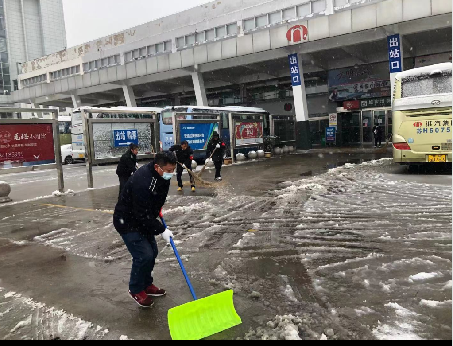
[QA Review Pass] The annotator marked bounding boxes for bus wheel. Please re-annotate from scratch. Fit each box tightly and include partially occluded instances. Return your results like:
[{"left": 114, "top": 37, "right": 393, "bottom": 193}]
[{"left": 64, "top": 156, "right": 74, "bottom": 165}]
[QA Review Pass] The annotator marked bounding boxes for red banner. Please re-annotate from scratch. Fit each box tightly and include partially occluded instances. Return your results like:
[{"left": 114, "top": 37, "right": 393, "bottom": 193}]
[
  {"left": 343, "top": 100, "right": 360, "bottom": 110},
  {"left": 235, "top": 122, "right": 264, "bottom": 146},
  {"left": 0, "top": 124, "right": 55, "bottom": 163}
]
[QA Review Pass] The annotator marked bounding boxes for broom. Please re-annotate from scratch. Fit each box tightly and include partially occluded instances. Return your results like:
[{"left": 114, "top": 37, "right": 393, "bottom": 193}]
[
  {"left": 176, "top": 160, "right": 216, "bottom": 188},
  {"left": 172, "top": 148, "right": 218, "bottom": 188}
]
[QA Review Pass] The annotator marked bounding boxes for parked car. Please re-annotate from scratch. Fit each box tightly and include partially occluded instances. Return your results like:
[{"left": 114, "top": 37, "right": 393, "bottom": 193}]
[{"left": 61, "top": 144, "right": 85, "bottom": 165}]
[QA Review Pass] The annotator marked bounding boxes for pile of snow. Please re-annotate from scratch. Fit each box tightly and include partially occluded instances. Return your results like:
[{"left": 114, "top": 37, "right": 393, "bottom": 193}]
[
  {"left": 241, "top": 314, "right": 340, "bottom": 341},
  {"left": 52, "top": 189, "right": 75, "bottom": 197},
  {"left": 1, "top": 289, "right": 124, "bottom": 340}
]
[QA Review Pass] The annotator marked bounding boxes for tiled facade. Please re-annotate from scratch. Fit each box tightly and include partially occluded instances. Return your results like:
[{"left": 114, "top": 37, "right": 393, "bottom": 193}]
[{"left": 3, "top": 0, "right": 66, "bottom": 93}]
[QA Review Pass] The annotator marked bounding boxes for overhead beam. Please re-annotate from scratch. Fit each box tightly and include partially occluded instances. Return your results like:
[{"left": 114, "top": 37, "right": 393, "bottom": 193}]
[
  {"left": 302, "top": 53, "right": 329, "bottom": 70},
  {"left": 340, "top": 46, "right": 367, "bottom": 63}
]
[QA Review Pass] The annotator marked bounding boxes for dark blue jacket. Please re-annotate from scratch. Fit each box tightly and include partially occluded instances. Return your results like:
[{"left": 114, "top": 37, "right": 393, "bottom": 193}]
[{"left": 113, "top": 162, "right": 169, "bottom": 236}]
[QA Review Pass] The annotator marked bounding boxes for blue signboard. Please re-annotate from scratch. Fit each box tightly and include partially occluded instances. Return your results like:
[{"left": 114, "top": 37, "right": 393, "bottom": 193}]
[
  {"left": 288, "top": 53, "right": 302, "bottom": 87},
  {"left": 326, "top": 127, "right": 336, "bottom": 143},
  {"left": 387, "top": 34, "right": 403, "bottom": 74},
  {"left": 180, "top": 123, "right": 219, "bottom": 150},
  {"left": 113, "top": 129, "right": 139, "bottom": 147}
]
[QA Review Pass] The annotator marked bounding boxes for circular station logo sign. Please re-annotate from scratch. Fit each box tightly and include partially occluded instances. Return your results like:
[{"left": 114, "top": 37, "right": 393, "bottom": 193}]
[{"left": 286, "top": 25, "right": 308, "bottom": 43}]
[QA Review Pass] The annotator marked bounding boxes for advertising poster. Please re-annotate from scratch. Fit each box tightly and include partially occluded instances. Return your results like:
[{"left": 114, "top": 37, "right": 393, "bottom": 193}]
[
  {"left": 329, "top": 63, "right": 391, "bottom": 102},
  {"left": 0, "top": 124, "right": 55, "bottom": 167},
  {"left": 235, "top": 122, "right": 264, "bottom": 147},
  {"left": 180, "top": 123, "right": 219, "bottom": 150}
]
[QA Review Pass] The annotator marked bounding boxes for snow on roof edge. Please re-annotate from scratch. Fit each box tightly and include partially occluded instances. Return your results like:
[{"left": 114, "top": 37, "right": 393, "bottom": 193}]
[{"left": 396, "top": 63, "right": 452, "bottom": 80}]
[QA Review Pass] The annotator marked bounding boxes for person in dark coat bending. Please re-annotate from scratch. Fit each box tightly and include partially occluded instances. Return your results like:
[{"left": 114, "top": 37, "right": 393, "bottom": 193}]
[
  {"left": 170, "top": 140, "right": 196, "bottom": 192},
  {"left": 206, "top": 132, "right": 226, "bottom": 181},
  {"left": 113, "top": 152, "right": 176, "bottom": 308},
  {"left": 116, "top": 143, "right": 139, "bottom": 197}
]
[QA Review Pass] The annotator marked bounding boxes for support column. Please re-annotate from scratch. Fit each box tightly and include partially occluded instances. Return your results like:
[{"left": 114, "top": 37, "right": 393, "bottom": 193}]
[
  {"left": 71, "top": 95, "right": 82, "bottom": 109},
  {"left": 174, "top": 95, "right": 181, "bottom": 106},
  {"left": 191, "top": 68, "right": 208, "bottom": 107},
  {"left": 122, "top": 85, "right": 137, "bottom": 108},
  {"left": 289, "top": 53, "right": 311, "bottom": 150},
  {"left": 240, "top": 84, "right": 247, "bottom": 103}
]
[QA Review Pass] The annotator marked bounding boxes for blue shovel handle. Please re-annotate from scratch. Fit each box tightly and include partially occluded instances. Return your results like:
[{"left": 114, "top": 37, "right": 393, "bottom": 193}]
[{"left": 160, "top": 216, "right": 198, "bottom": 301}]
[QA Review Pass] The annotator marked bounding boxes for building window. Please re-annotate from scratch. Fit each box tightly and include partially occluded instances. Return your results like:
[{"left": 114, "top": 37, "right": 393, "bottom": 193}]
[
  {"left": 244, "top": 18, "right": 255, "bottom": 31},
  {"left": 216, "top": 26, "right": 226, "bottom": 38},
  {"left": 195, "top": 32, "right": 205, "bottom": 43},
  {"left": 313, "top": 0, "right": 327, "bottom": 12},
  {"left": 139, "top": 47, "right": 147, "bottom": 58},
  {"left": 186, "top": 34, "right": 196, "bottom": 46},
  {"left": 164, "top": 41, "right": 171, "bottom": 52},
  {"left": 256, "top": 15, "right": 268, "bottom": 28},
  {"left": 146, "top": 45, "right": 155, "bottom": 55},
  {"left": 156, "top": 42, "right": 165, "bottom": 53},
  {"left": 269, "top": 12, "right": 282, "bottom": 25},
  {"left": 297, "top": 3, "right": 311, "bottom": 17},
  {"left": 205, "top": 29, "right": 215, "bottom": 41},
  {"left": 283, "top": 7, "right": 295, "bottom": 21},
  {"left": 108, "top": 55, "right": 116, "bottom": 65},
  {"left": 334, "top": 0, "right": 348, "bottom": 7},
  {"left": 176, "top": 37, "right": 185, "bottom": 48},
  {"left": 227, "top": 23, "right": 237, "bottom": 36}
]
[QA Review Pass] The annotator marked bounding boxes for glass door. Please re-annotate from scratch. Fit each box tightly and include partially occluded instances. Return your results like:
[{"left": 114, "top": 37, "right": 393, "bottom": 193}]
[
  {"left": 362, "top": 111, "right": 373, "bottom": 143},
  {"left": 340, "top": 112, "right": 361, "bottom": 144}
]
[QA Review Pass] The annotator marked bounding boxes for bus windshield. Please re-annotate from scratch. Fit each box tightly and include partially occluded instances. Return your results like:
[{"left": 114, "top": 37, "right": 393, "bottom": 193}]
[{"left": 402, "top": 70, "right": 452, "bottom": 98}]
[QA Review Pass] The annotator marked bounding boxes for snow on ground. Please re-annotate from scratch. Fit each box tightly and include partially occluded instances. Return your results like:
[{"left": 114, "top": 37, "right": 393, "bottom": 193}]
[
  {"left": 230, "top": 158, "right": 451, "bottom": 340},
  {"left": 1, "top": 158, "right": 450, "bottom": 340},
  {"left": 0, "top": 287, "right": 125, "bottom": 340}
]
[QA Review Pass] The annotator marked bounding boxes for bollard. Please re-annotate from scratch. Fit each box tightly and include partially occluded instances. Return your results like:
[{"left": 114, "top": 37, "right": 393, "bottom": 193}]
[
  {"left": 248, "top": 151, "right": 257, "bottom": 160},
  {"left": 0, "top": 181, "right": 12, "bottom": 203},
  {"left": 236, "top": 153, "right": 246, "bottom": 161}
]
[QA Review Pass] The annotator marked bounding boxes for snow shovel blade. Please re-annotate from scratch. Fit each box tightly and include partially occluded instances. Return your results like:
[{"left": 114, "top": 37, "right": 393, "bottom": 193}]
[{"left": 168, "top": 290, "right": 242, "bottom": 340}]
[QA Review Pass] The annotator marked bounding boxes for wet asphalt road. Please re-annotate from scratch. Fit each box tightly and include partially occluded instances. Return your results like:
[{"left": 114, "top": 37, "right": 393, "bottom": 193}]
[{"left": 0, "top": 151, "right": 451, "bottom": 340}]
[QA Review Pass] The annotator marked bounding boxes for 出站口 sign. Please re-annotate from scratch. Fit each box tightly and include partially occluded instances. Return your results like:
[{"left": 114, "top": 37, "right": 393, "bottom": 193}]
[{"left": 0, "top": 124, "right": 55, "bottom": 164}]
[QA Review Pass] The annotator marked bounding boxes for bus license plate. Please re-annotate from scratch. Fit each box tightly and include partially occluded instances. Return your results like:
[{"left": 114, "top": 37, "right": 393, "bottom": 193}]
[
  {"left": 428, "top": 155, "right": 447, "bottom": 163},
  {"left": 78, "top": 154, "right": 84, "bottom": 158}
]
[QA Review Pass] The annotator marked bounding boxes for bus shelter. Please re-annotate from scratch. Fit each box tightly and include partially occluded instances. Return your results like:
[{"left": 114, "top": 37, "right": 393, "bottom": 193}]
[
  {"left": 0, "top": 108, "right": 64, "bottom": 193},
  {"left": 228, "top": 112, "right": 265, "bottom": 162},
  {"left": 78, "top": 107, "right": 161, "bottom": 188},
  {"left": 172, "top": 111, "right": 222, "bottom": 159}
]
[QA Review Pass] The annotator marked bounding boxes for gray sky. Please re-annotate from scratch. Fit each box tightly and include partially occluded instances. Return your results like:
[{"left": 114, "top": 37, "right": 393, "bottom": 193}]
[{"left": 62, "top": 0, "right": 212, "bottom": 47}]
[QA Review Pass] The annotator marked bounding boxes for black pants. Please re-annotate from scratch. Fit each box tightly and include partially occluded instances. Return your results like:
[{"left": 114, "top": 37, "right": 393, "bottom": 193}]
[
  {"left": 375, "top": 137, "right": 382, "bottom": 147},
  {"left": 214, "top": 160, "right": 222, "bottom": 179},
  {"left": 177, "top": 164, "right": 195, "bottom": 188},
  {"left": 119, "top": 176, "right": 130, "bottom": 198},
  {"left": 121, "top": 232, "right": 158, "bottom": 295}
]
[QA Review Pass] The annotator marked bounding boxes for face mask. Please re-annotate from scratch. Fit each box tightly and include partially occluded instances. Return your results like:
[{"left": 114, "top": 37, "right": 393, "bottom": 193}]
[{"left": 162, "top": 173, "right": 173, "bottom": 181}]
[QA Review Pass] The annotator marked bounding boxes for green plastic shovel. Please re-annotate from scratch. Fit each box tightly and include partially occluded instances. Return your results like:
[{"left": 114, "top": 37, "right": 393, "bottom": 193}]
[{"left": 161, "top": 216, "right": 242, "bottom": 340}]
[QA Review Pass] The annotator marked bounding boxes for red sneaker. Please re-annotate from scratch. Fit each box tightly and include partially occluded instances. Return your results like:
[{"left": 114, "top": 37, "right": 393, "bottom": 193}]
[
  {"left": 129, "top": 290, "right": 154, "bottom": 308},
  {"left": 145, "top": 284, "right": 166, "bottom": 297}
]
